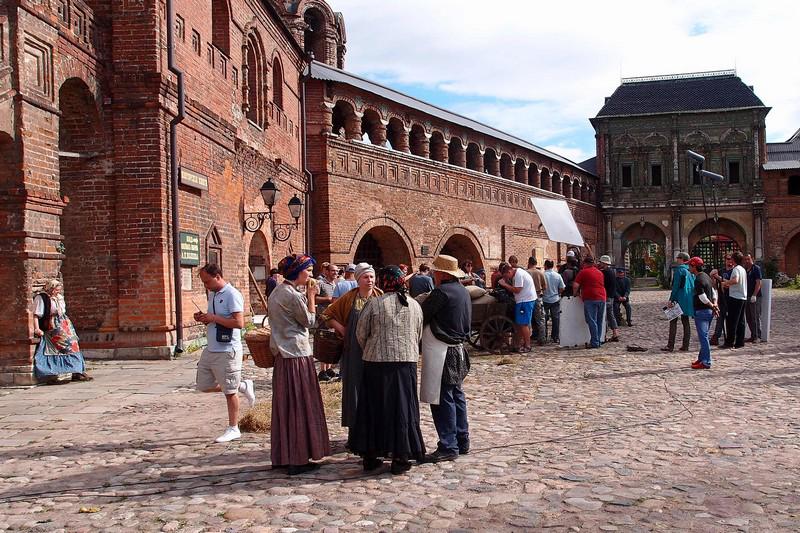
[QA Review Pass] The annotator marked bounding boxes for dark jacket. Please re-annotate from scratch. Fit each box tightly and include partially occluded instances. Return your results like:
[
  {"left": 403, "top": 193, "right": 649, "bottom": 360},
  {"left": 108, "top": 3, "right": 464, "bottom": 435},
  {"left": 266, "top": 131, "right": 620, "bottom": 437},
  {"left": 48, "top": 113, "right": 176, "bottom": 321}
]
[
  {"left": 615, "top": 276, "right": 631, "bottom": 300},
  {"left": 693, "top": 272, "right": 716, "bottom": 310},
  {"left": 421, "top": 279, "right": 472, "bottom": 345},
  {"left": 602, "top": 268, "right": 617, "bottom": 300}
]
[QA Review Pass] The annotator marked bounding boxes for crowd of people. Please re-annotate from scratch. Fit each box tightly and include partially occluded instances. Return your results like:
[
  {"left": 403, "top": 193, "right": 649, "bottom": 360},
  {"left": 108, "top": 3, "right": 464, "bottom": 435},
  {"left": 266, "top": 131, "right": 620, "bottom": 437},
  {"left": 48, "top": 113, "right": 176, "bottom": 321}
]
[{"left": 166, "top": 246, "right": 763, "bottom": 474}]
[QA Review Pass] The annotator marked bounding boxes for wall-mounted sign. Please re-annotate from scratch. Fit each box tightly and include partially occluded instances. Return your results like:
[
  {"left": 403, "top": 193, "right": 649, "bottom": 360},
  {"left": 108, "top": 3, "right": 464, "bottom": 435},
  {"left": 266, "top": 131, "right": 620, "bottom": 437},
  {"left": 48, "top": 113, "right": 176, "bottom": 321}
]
[
  {"left": 180, "top": 167, "right": 209, "bottom": 191},
  {"left": 180, "top": 232, "right": 201, "bottom": 266}
]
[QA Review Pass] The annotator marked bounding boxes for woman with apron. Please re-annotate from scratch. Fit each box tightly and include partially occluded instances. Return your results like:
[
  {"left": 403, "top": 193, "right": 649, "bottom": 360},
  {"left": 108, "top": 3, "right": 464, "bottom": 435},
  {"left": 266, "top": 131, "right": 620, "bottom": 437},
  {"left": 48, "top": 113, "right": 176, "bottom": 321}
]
[{"left": 320, "top": 263, "right": 381, "bottom": 446}]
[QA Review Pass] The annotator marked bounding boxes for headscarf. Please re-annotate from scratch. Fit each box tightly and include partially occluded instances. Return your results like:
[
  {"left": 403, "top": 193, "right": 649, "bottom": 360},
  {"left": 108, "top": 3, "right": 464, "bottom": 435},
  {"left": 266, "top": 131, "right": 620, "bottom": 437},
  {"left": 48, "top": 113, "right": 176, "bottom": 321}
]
[
  {"left": 278, "top": 254, "right": 315, "bottom": 281},
  {"left": 378, "top": 265, "right": 408, "bottom": 307},
  {"left": 354, "top": 262, "right": 375, "bottom": 281}
]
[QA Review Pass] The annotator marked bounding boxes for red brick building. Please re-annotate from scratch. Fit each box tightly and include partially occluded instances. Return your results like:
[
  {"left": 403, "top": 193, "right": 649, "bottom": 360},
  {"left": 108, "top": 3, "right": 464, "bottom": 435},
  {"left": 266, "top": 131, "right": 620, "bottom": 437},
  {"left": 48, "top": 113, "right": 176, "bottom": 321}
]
[
  {"left": 0, "top": 0, "right": 601, "bottom": 385},
  {"left": 763, "top": 128, "right": 800, "bottom": 275}
]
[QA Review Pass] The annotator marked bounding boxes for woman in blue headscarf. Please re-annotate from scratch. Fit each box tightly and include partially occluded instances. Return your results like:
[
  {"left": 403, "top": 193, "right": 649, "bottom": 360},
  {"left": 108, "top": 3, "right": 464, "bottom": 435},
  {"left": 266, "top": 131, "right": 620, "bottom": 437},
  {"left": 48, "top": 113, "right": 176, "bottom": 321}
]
[{"left": 268, "top": 254, "right": 330, "bottom": 475}]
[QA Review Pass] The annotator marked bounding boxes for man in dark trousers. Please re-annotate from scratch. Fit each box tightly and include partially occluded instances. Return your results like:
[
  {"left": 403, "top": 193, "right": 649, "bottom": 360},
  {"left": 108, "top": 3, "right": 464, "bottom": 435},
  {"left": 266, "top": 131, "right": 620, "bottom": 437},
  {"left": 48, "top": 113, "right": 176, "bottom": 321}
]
[
  {"left": 614, "top": 268, "right": 633, "bottom": 326},
  {"left": 420, "top": 254, "right": 472, "bottom": 463}
]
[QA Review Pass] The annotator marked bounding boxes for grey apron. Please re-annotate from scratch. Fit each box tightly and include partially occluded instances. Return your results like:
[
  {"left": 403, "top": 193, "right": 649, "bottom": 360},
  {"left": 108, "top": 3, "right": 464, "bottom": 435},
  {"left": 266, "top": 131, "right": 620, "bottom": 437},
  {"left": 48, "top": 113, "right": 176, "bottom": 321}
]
[{"left": 340, "top": 304, "right": 364, "bottom": 427}]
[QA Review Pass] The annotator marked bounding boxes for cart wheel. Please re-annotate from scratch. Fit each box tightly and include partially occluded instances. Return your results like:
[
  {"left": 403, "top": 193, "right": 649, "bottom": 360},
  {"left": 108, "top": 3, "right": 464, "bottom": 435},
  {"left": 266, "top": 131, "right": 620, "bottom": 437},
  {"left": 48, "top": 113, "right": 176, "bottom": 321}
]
[
  {"left": 467, "top": 329, "right": 481, "bottom": 350},
  {"left": 479, "top": 315, "right": 515, "bottom": 353}
]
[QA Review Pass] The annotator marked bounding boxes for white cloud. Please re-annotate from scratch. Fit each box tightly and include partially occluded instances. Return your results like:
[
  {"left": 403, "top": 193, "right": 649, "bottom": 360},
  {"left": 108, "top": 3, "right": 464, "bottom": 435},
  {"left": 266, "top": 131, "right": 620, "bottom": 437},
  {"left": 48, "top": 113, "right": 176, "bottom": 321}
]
[{"left": 327, "top": 0, "right": 800, "bottom": 157}]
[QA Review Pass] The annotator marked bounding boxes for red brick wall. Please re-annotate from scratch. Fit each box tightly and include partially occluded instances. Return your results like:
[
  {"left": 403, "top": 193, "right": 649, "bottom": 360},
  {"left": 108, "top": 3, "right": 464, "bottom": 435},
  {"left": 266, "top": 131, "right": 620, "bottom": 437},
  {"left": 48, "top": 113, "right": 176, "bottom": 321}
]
[{"left": 764, "top": 168, "right": 800, "bottom": 274}]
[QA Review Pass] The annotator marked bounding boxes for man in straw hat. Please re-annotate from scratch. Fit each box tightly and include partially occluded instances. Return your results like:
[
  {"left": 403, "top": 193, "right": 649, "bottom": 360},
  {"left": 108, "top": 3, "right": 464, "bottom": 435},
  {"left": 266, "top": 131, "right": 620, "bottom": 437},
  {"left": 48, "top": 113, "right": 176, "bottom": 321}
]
[{"left": 419, "top": 254, "right": 472, "bottom": 463}]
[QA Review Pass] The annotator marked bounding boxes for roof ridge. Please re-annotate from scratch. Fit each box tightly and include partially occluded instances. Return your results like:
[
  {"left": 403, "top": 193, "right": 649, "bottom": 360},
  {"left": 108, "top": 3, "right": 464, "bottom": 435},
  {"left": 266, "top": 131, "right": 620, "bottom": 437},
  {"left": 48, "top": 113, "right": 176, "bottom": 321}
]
[{"left": 621, "top": 69, "right": 736, "bottom": 84}]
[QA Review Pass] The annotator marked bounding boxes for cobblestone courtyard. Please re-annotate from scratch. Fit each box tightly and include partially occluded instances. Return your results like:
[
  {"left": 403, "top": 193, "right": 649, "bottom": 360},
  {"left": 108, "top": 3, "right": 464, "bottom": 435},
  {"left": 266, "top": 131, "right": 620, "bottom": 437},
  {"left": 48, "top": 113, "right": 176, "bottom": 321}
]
[{"left": 1, "top": 290, "right": 799, "bottom": 532}]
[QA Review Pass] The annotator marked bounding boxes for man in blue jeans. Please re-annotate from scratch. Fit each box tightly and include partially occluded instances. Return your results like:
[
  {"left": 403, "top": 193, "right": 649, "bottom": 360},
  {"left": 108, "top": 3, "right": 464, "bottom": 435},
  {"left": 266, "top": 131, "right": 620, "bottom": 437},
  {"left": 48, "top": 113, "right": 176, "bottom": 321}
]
[
  {"left": 420, "top": 255, "right": 472, "bottom": 463},
  {"left": 572, "top": 256, "right": 607, "bottom": 348},
  {"left": 688, "top": 257, "right": 718, "bottom": 369}
]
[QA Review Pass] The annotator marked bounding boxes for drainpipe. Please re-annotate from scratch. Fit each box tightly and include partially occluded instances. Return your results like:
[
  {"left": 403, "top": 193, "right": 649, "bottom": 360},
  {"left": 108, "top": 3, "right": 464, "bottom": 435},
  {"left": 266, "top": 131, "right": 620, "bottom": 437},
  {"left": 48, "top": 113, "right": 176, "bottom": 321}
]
[
  {"left": 301, "top": 62, "right": 313, "bottom": 255},
  {"left": 166, "top": 0, "right": 186, "bottom": 354}
]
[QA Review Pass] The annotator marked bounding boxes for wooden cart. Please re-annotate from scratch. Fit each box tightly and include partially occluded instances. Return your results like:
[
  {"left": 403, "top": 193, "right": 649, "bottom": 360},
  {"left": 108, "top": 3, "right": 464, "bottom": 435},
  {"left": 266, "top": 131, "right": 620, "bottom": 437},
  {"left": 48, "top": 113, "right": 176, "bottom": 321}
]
[{"left": 468, "top": 293, "right": 515, "bottom": 353}]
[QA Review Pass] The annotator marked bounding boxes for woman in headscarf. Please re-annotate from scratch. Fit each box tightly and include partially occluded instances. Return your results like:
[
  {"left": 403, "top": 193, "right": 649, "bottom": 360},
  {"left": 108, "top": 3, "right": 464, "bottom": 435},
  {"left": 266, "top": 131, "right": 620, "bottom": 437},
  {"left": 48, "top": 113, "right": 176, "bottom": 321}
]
[
  {"left": 32, "top": 279, "right": 92, "bottom": 383},
  {"left": 352, "top": 266, "right": 425, "bottom": 475},
  {"left": 268, "top": 254, "right": 330, "bottom": 475},
  {"left": 320, "top": 262, "right": 382, "bottom": 446}
]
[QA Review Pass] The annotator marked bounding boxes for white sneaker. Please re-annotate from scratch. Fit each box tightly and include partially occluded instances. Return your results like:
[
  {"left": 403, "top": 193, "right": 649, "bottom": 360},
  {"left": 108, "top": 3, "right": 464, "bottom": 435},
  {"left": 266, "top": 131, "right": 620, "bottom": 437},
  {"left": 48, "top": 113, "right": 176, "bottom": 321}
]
[
  {"left": 214, "top": 426, "right": 241, "bottom": 443},
  {"left": 241, "top": 379, "right": 256, "bottom": 406}
]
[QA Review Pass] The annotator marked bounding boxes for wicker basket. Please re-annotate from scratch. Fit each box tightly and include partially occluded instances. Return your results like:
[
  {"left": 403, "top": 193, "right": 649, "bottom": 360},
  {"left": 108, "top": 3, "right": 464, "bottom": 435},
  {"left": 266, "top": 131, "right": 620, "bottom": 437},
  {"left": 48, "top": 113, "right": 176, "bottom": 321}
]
[
  {"left": 244, "top": 327, "right": 274, "bottom": 368},
  {"left": 313, "top": 328, "right": 343, "bottom": 364}
]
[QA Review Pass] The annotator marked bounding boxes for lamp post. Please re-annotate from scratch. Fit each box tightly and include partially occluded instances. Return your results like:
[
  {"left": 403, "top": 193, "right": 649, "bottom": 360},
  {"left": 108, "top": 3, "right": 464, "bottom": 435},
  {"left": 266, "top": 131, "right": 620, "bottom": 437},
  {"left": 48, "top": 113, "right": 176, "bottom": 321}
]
[{"left": 243, "top": 178, "right": 303, "bottom": 242}]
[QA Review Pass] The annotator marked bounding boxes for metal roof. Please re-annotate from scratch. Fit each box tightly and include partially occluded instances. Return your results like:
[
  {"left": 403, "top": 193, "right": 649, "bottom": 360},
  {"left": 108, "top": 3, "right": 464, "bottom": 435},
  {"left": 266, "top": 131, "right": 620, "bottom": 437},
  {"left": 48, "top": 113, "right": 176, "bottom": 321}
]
[
  {"left": 763, "top": 160, "right": 800, "bottom": 170},
  {"left": 595, "top": 70, "right": 767, "bottom": 118},
  {"left": 307, "top": 61, "right": 592, "bottom": 175}
]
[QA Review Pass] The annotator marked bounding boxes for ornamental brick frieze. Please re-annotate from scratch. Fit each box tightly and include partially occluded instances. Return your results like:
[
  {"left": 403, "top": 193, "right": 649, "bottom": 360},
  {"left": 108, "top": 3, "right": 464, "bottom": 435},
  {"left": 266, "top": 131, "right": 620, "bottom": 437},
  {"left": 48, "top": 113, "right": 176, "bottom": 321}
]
[{"left": 327, "top": 139, "right": 578, "bottom": 212}]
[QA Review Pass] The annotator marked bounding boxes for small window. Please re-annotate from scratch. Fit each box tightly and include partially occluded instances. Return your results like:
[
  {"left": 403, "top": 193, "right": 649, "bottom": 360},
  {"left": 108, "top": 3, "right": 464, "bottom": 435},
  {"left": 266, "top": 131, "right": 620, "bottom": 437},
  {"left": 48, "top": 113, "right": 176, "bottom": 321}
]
[
  {"left": 789, "top": 175, "right": 800, "bottom": 196},
  {"left": 621, "top": 164, "right": 632, "bottom": 188},
  {"left": 206, "top": 227, "right": 223, "bottom": 269},
  {"left": 175, "top": 15, "right": 185, "bottom": 42},
  {"left": 191, "top": 30, "right": 201, "bottom": 56},
  {"left": 728, "top": 160, "right": 741, "bottom": 184},
  {"left": 650, "top": 164, "right": 662, "bottom": 187},
  {"left": 691, "top": 162, "right": 702, "bottom": 185}
]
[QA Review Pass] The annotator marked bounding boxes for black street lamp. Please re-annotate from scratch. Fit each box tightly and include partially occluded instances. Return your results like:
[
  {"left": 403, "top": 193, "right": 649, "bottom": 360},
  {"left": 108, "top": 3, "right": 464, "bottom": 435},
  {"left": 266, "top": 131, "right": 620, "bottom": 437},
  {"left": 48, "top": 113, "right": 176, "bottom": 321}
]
[{"left": 243, "top": 178, "right": 303, "bottom": 242}]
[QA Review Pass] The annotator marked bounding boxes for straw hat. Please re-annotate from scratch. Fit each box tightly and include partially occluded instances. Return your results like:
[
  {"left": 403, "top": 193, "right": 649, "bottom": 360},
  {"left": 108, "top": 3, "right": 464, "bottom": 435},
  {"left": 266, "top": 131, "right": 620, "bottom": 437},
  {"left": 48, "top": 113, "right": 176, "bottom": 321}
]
[{"left": 431, "top": 254, "right": 465, "bottom": 278}]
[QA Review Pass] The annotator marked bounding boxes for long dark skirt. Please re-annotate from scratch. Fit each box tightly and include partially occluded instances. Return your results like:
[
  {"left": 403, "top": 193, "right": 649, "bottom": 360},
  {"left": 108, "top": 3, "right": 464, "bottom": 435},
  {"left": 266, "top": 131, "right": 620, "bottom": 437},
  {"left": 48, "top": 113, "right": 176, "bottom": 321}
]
[
  {"left": 271, "top": 354, "right": 331, "bottom": 466},
  {"left": 350, "top": 361, "right": 426, "bottom": 460}
]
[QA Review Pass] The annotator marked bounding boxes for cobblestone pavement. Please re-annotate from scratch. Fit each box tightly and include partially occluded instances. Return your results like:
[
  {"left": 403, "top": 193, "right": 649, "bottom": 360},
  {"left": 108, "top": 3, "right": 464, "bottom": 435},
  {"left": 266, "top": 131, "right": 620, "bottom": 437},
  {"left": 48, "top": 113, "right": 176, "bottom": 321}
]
[{"left": 1, "top": 289, "right": 799, "bottom": 532}]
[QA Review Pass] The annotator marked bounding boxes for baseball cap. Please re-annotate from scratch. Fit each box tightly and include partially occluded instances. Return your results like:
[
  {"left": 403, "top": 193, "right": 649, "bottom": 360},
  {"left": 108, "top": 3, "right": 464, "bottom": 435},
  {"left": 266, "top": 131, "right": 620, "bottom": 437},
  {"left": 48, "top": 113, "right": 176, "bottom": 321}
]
[
  {"left": 566, "top": 250, "right": 576, "bottom": 258},
  {"left": 345, "top": 263, "right": 356, "bottom": 273},
  {"left": 688, "top": 256, "right": 704, "bottom": 268}
]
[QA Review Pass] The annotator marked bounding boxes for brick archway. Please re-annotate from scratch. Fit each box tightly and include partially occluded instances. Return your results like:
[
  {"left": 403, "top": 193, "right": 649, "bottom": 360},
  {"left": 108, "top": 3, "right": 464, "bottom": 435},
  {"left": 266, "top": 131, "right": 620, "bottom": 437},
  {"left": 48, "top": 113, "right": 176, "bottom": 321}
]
[
  {"left": 58, "top": 77, "right": 116, "bottom": 332},
  {"left": 348, "top": 217, "right": 414, "bottom": 269},
  {"left": 783, "top": 227, "right": 800, "bottom": 276},
  {"left": 621, "top": 222, "right": 667, "bottom": 278},
  {"left": 247, "top": 231, "right": 271, "bottom": 314},
  {"left": 434, "top": 227, "right": 486, "bottom": 270},
  {"left": 687, "top": 218, "right": 747, "bottom": 252}
]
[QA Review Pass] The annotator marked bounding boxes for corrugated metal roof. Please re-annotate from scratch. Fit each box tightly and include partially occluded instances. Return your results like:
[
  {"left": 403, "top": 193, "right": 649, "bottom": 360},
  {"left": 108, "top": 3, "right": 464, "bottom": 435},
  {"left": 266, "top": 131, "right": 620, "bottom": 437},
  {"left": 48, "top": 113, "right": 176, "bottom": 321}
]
[
  {"left": 763, "top": 160, "right": 800, "bottom": 170},
  {"left": 595, "top": 71, "right": 767, "bottom": 118},
  {"left": 307, "top": 61, "right": 592, "bottom": 175}
]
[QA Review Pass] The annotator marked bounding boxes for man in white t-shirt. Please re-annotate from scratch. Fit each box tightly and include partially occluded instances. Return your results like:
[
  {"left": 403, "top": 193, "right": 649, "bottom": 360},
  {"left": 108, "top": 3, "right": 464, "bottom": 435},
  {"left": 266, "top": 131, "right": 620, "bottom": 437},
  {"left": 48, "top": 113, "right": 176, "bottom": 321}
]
[
  {"left": 194, "top": 264, "right": 256, "bottom": 443},
  {"left": 717, "top": 251, "right": 747, "bottom": 349},
  {"left": 498, "top": 263, "right": 536, "bottom": 353}
]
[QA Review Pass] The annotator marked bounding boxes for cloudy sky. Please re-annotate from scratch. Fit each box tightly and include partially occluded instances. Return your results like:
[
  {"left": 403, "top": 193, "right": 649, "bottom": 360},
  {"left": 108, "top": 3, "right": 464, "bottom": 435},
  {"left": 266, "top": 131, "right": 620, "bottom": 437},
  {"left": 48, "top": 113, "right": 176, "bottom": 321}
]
[{"left": 326, "top": 0, "right": 800, "bottom": 164}]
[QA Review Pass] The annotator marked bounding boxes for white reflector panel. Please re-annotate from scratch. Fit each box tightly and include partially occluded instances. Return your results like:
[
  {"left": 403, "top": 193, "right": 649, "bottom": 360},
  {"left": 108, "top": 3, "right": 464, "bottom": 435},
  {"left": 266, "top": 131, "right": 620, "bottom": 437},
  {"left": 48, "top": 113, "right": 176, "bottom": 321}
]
[{"left": 530, "top": 197, "right": 585, "bottom": 246}]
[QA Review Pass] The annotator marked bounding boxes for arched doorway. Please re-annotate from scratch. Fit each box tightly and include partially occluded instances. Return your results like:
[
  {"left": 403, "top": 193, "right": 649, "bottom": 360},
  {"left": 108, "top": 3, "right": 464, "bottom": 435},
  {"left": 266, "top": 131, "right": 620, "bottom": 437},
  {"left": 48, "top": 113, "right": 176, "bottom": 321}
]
[
  {"left": 439, "top": 233, "right": 484, "bottom": 270},
  {"left": 248, "top": 232, "right": 270, "bottom": 314},
  {"left": 785, "top": 232, "right": 800, "bottom": 276},
  {"left": 691, "top": 235, "right": 740, "bottom": 271},
  {"left": 688, "top": 218, "right": 746, "bottom": 271},
  {"left": 353, "top": 226, "right": 412, "bottom": 269},
  {"left": 58, "top": 78, "right": 114, "bottom": 331},
  {"left": 621, "top": 223, "right": 667, "bottom": 279}
]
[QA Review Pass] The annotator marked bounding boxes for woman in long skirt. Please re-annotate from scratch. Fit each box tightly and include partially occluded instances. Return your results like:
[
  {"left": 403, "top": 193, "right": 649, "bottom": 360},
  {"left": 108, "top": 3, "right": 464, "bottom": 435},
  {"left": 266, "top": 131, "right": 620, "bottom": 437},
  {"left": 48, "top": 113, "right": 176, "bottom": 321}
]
[
  {"left": 320, "top": 263, "right": 381, "bottom": 446},
  {"left": 352, "top": 266, "right": 426, "bottom": 474},
  {"left": 268, "top": 254, "right": 330, "bottom": 475},
  {"left": 32, "top": 279, "right": 92, "bottom": 383}
]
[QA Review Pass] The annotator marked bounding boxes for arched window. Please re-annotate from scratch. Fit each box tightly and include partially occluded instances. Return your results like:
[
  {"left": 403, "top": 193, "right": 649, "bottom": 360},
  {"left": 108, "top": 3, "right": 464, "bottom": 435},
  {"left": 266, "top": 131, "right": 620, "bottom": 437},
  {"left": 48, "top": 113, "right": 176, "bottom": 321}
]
[
  {"left": 303, "top": 8, "right": 327, "bottom": 63},
  {"left": 466, "top": 143, "right": 482, "bottom": 171},
  {"left": 272, "top": 56, "right": 284, "bottom": 110},
  {"left": 207, "top": 226, "right": 223, "bottom": 268},
  {"left": 211, "top": 0, "right": 230, "bottom": 56},
  {"left": 244, "top": 30, "right": 266, "bottom": 127},
  {"left": 789, "top": 175, "right": 800, "bottom": 196}
]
